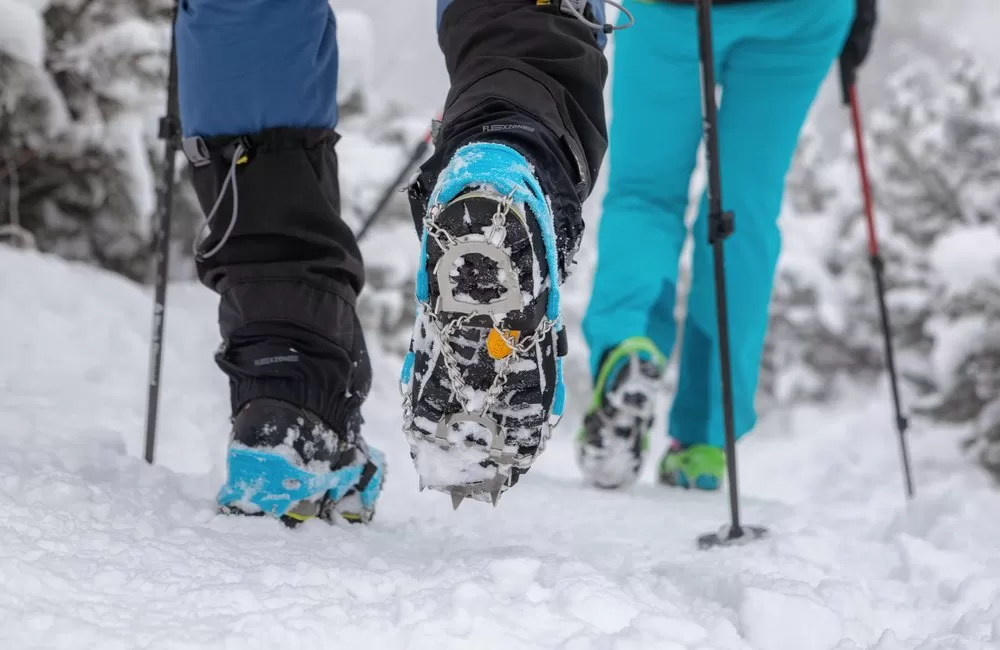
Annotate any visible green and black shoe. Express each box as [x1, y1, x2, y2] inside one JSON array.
[[658, 442, 725, 491], [576, 337, 667, 489]]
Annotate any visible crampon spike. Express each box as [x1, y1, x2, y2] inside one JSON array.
[[451, 491, 466, 511]]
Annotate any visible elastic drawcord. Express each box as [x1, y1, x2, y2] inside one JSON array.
[[564, 0, 635, 35], [193, 143, 245, 261]]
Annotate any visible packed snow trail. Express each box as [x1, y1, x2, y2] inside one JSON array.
[[1, 247, 999, 650]]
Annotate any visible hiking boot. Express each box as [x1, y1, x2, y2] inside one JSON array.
[[217, 398, 386, 526], [400, 142, 570, 508]]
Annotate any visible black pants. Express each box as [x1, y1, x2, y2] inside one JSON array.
[[184, 0, 609, 433]]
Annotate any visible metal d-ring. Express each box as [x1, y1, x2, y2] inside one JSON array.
[[434, 240, 522, 315]]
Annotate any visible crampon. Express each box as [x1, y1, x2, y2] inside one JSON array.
[[400, 142, 569, 509]]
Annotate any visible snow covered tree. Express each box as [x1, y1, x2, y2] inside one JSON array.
[[830, 53, 1000, 477], [763, 48, 1000, 481], [759, 123, 882, 411], [0, 0, 204, 281], [0, 1, 427, 287], [885, 56, 1000, 479]]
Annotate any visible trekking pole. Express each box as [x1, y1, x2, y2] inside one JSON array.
[[694, 0, 768, 550], [839, 66, 915, 500], [143, 6, 181, 465], [355, 122, 435, 242]]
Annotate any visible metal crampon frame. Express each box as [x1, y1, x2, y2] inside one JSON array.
[[401, 190, 557, 509]]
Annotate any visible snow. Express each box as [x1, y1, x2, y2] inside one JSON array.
[[2, 245, 999, 649], [0, 0, 45, 67], [3, 2, 1000, 644], [331, 0, 446, 115], [913, 0, 1000, 66], [332, 8, 375, 110], [930, 226, 1000, 298], [740, 588, 842, 650], [106, 111, 158, 238], [927, 314, 989, 393]]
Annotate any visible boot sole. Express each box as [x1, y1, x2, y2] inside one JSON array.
[[577, 342, 665, 490], [659, 468, 722, 492], [217, 448, 385, 525], [402, 189, 560, 506]]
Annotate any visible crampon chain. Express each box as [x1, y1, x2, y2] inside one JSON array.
[[402, 191, 556, 508]]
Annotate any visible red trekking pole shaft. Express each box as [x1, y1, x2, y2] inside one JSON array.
[[839, 68, 915, 499], [846, 87, 879, 257]]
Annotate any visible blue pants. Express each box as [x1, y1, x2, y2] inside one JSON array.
[[176, 0, 340, 137], [582, 0, 854, 448], [177, 0, 606, 137]]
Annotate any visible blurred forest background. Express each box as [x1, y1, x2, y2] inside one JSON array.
[[1, 0, 999, 480]]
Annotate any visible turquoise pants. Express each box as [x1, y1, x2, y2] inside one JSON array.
[[582, 0, 854, 447]]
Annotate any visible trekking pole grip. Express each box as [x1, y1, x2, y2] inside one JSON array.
[[838, 60, 853, 107]]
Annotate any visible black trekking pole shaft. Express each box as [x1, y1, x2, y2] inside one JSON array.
[[839, 67, 914, 499], [143, 8, 181, 465], [355, 131, 432, 242], [696, 0, 742, 537], [872, 255, 914, 496]]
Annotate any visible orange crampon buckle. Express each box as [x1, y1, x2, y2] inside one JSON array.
[[487, 328, 520, 360]]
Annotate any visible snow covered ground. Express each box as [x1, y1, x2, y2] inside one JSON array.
[[2, 243, 999, 649], [3, 1, 998, 647]]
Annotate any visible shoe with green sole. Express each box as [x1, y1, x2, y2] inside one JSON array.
[[576, 336, 667, 489], [658, 441, 725, 491]]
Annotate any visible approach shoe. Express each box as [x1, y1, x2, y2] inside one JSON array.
[[658, 441, 725, 491], [577, 336, 667, 489]]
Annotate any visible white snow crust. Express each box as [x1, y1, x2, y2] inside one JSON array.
[[1, 244, 998, 649], [0, 0, 46, 67]]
